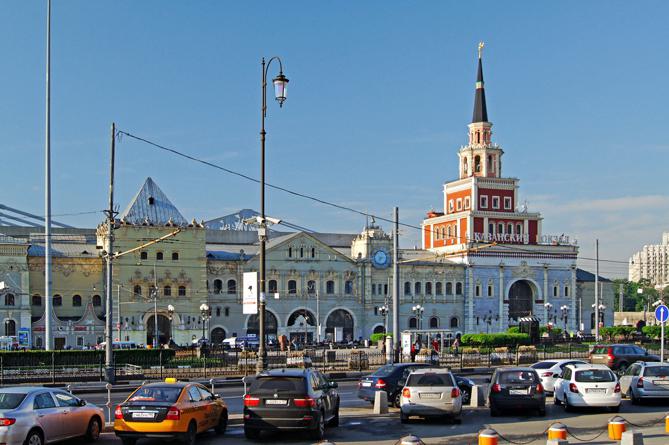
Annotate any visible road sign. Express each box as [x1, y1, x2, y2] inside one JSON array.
[[655, 304, 669, 323]]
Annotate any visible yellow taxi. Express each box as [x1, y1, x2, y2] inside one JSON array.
[[114, 378, 228, 445]]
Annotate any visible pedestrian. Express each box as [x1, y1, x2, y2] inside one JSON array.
[[452, 337, 460, 354], [432, 338, 439, 352], [410, 343, 417, 361]]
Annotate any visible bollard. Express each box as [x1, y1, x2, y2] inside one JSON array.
[[373, 391, 388, 414], [478, 428, 498, 445], [547, 423, 567, 441], [608, 416, 627, 441], [546, 440, 568, 445], [399, 435, 424, 445], [470, 385, 481, 407], [210, 378, 215, 394], [620, 430, 643, 445], [105, 383, 113, 425], [666, 412, 669, 433]]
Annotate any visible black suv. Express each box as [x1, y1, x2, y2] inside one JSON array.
[[243, 368, 340, 440]]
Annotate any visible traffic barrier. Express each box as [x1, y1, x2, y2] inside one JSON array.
[[666, 412, 669, 433], [546, 440, 568, 445], [620, 430, 643, 445], [478, 428, 498, 445], [608, 416, 627, 440], [470, 385, 481, 407], [547, 423, 567, 440], [373, 391, 388, 414]]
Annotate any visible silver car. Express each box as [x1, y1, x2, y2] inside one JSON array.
[[619, 361, 669, 403], [399, 368, 462, 423], [530, 359, 587, 394], [0, 387, 105, 445]]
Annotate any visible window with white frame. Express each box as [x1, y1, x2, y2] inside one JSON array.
[[449, 200, 454, 212], [492, 196, 500, 209], [504, 197, 512, 209], [480, 195, 488, 209], [456, 198, 462, 211], [487, 284, 493, 297], [507, 223, 513, 234], [516, 223, 523, 235], [464, 197, 470, 209], [564, 285, 570, 297], [488, 223, 494, 234], [498, 223, 504, 234]]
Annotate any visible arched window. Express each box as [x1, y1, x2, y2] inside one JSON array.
[[32, 295, 42, 306], [216, 307, 221, 317], [178, 286, 186, 296], [475, 285, 481, 297], [288, 280, 297, 294], [553, 286, 558, 297], [436, 282, 443, 295], [565, 286, 570, 297], [163, 286, 171, 297], [450, 317, 459, 328], [516, 224, 523, 235], [488, 285, 493, 297], [345, 280, 353, 295], [474, 155, 481, 172], [326, 280, 335, 294], [53, 295, 62, 306], [140, 251, 148, 260], [488, 154, 493, 171], [307, 280, 316, 295], [508, 223, 513, 234], [172, 252, 179, 261], [446, 282, 453, 295], [224, 307, 230, 317], [227, 279, 236, 294], [213, 279, 222, 294], [425, 282, 433, 295], [415, 282, 422, 295], [455, 282, 463, 295], [93, 295, 102, 307], [4, 320, 16, 336], [447, 226, 452, 238], [300, 247, 304, 258], [408, 317, 418, 329], [311, 248, 315, 258], [404, 282, 411, 296], [288, 247, 292, 258], [268, 280, 278, 294], [4, 294, 15, 306], [156, 251, 163, 261], [72, 295, 81, 307], [133, 285, 142, 297], [429, 317, 439, 329], [489, 223, 495, 234], [498, 223, 504, 234]]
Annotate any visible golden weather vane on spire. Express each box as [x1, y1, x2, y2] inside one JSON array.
[[478, 41, 485, 59]]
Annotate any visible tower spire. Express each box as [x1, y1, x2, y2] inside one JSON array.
[[472, 41, 488, 123]]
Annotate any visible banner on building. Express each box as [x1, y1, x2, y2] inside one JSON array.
[[243, 272, 258, 315]]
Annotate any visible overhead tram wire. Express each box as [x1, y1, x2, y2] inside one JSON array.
[[115, 129, 637, 268]]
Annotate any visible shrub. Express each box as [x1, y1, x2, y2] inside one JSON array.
[[642, 325, 661, 339], [507, 327, 520, 334], [460, 333, 530, 347], [370, 333, 392, 343]]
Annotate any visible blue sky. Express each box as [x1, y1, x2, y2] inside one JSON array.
[[2, 1, 668, 278]]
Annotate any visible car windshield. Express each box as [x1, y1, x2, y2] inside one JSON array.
[[592, 346, 610, 354], [644, 366, 669, 377], [373, 365, 397, 378], [498, 371, 538, 384], [406, 373, 453, 387], [0, 393, 26, 409], [575, 369, 615, 383], [531, 362, 557, 369], [129, 386, 182, 403], [250, 377, 306, 394]]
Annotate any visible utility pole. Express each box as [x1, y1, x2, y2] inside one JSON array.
[[316, 289, 320, 343], [44, 0, 53, 351], [153, 263, 158, 349], [117, 285, 121, 342], [594, 239, 600, 341], [392, 207, 400, 363], [618, 283, 624, 312], [104, 122, 116, 383]]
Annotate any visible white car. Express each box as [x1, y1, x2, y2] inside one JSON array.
[[619, 361, 669, 403], [399, 368, 462, 423], [530, 359, 587, 394], [553, 363, 621, 411]]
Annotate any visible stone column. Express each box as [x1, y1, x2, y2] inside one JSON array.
[[543, 265, 549, 323], [498, 264, 505, 331], [571, 266, 577, 332]]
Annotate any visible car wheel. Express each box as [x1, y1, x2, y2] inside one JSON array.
[[554, 393, 562, 405], [182, 421, 197, 445], [393, 392, 402, 408], [310, 411, 325, 440], [461, 390, 471, 405], [244, 427, 260, 440], [564, 394, 572, 412], [328, 405, 340, 427], [24, 429, 44, 445], [85, 417, 102, 442], [400, 411, 409, 424], [215, 411, 228, 434], [120, 439, 136, 445]]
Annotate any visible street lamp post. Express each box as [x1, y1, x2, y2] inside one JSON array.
[[544, 302, 554, 325], [150, 286, 158, 349], [560, 305, 569, 334], [167, 304, 175, 346], [257, 57, 289, 373], [379, 305, 389, 334], [200, 303, 211, 343], [412, 304, 424, 330]]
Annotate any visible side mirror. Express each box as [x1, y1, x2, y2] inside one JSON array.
[[553, 374, 560, 379], [78, 399, 87, 406], [212, 394, 220, 400], [329, 382, 338, 389]]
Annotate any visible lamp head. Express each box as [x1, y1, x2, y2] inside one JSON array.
[[273, 72, 289, 107]]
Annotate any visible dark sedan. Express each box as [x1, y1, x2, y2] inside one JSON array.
[[487, 367, 546, 416], [358, 363, 431, 407], [243, 368, 339, 440]]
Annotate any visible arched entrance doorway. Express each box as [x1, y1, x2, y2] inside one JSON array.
[[210, 327, 226, 344], [246, 312, 278, 341], [326, 309, 354, 343], [146, 314, 171, 347], [287, 309, 316, 344], [373, 325, 385, 334], [508, 280, 534, 321]]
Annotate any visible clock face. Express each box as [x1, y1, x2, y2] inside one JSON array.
[[372, 250, 388, 268]]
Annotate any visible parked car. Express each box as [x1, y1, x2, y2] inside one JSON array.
[[243, 368, 340, 440], [619, 361, 669, 403], [0, 386, 104, 445], [553, 363, 621, 412], [454, 375, 475, 405], [590, 344, 659, 372], [357, 363, 431, 407], [399, 368, 463, 423], [530, 359, 587, 394], [487, 367, 546, 417], [114, 378, 228, 445]]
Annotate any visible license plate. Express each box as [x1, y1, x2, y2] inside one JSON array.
[[362, 382, 372, 387], [265, 399, 287, 405], [419, 393, 440, 399], [131, 412, 155, 419], [653, 380, 669, 386], [587, 388, 606, 394], [509, 389, 528, 395]]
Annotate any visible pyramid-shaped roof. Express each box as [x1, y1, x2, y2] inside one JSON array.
[[119, 177, 188, 226]]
